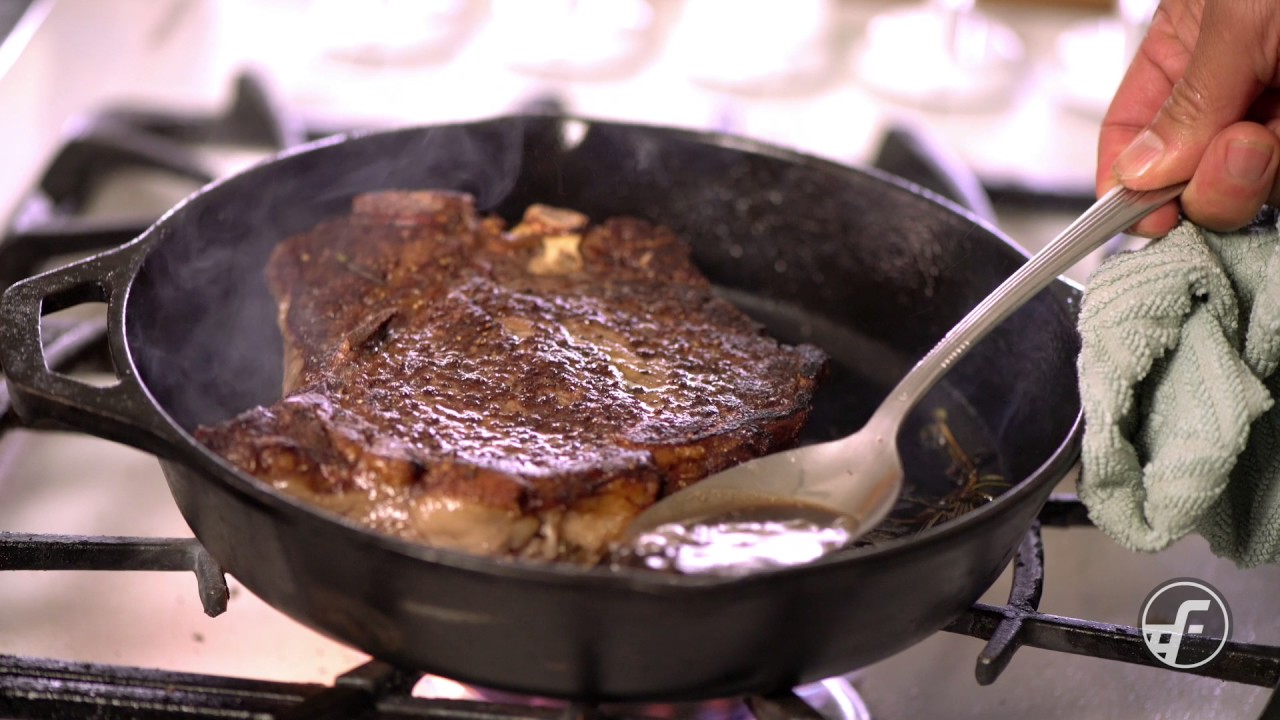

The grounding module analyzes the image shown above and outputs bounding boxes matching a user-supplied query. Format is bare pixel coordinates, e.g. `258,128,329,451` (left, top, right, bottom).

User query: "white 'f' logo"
1140,580,1230,669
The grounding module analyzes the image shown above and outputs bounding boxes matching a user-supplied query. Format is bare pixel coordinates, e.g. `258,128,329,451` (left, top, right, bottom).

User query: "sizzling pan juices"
0,117,1082,701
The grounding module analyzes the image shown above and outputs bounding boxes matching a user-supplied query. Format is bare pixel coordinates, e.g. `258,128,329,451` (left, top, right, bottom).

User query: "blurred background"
15,3,1280,720
0,0,1157,280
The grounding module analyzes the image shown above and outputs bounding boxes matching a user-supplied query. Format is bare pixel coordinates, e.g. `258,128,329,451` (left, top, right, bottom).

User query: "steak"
196,190,826,563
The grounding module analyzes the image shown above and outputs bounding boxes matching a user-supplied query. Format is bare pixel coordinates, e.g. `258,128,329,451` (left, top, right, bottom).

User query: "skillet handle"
0,240,185,461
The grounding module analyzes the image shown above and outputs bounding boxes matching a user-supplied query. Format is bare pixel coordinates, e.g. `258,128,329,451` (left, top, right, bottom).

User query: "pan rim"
175,408,1081,592
121,114,1084,593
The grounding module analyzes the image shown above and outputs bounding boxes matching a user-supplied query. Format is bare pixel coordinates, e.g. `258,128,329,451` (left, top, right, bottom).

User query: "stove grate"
946,511,1280,688
2,72,1279,719
0,656,826,720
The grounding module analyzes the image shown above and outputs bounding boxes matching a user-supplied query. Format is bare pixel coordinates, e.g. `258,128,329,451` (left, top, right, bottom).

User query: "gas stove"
4,2,1280,719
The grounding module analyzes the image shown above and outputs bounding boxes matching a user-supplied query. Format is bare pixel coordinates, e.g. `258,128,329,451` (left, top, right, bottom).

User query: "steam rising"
314,124,525,213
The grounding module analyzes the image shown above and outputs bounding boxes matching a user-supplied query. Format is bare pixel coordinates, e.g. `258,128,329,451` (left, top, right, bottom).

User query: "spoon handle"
869,182,1187,429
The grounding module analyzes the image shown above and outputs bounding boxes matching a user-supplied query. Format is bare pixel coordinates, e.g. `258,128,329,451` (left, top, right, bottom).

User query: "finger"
1125,201,1183,238
1181,121,1280,231
1112,1,1273,189
1120,121,1280,238
1096,6,1189,197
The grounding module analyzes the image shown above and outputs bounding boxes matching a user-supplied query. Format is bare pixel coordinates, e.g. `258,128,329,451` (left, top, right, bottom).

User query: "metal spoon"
622,183,1186,560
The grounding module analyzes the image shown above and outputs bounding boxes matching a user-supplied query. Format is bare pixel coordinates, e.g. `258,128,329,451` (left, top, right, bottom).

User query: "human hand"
1097,0,1280,236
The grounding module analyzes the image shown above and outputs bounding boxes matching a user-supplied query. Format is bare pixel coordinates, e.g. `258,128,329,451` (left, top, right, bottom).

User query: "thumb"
1113,2,1270,189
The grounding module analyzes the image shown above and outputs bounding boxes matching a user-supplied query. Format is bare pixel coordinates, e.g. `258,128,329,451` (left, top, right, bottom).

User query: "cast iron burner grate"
2,72,1280,719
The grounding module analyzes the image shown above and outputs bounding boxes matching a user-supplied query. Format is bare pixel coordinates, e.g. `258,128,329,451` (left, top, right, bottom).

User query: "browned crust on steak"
196,191,826,563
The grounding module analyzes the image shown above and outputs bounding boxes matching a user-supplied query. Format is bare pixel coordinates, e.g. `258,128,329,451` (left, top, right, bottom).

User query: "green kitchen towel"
1077,209,1280,567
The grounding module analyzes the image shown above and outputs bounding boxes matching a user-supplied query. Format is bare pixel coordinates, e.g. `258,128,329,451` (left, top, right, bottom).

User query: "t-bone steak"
196,190,827,563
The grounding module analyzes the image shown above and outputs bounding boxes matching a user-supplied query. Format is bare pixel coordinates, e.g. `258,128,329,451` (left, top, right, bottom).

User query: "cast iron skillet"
0,117,1082,702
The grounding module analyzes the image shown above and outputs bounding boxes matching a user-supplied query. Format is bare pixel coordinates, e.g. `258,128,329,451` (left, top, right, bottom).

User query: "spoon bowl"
623,183,1186,559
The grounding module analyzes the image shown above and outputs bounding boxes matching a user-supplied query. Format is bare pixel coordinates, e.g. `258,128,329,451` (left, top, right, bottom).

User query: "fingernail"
1114,129,1165,180
1226,140,1274,182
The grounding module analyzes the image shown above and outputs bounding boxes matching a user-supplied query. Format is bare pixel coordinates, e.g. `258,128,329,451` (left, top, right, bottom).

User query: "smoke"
312,122,526,213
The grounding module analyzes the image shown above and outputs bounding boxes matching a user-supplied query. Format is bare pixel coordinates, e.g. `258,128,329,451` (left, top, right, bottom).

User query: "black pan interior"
124,117,1081,543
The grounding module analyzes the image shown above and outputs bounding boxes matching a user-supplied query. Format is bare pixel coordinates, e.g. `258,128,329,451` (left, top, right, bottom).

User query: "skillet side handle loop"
0,243,186,461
